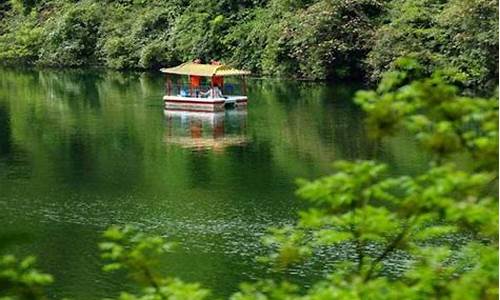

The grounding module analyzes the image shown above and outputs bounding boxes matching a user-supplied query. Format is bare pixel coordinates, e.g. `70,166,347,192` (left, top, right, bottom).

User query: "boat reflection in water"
164,109,248,152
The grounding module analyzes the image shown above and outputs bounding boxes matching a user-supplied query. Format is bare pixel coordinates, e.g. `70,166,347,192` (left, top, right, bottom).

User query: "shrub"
366,0,499,92
0,11,43,64
38,2,102,67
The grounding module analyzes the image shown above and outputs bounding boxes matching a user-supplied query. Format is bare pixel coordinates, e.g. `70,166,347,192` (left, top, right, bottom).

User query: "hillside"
0,0,498,89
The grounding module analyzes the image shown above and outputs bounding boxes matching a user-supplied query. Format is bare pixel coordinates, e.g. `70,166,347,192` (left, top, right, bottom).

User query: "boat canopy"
160,62,250,77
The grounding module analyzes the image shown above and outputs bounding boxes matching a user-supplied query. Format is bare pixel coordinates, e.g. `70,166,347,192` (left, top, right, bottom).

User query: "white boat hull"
164,95,248,112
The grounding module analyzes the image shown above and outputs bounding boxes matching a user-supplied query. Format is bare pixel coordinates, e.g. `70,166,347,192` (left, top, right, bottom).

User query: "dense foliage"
366,0,499,92
0,0,498,87
234,64,498,299
99,226,211,300
0,255,53,299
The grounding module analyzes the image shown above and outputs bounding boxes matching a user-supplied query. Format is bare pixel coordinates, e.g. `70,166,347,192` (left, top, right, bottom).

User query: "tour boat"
161,61,250,112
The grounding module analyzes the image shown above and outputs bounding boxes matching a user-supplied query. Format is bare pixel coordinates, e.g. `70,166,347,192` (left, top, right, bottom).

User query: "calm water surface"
0,68,428,299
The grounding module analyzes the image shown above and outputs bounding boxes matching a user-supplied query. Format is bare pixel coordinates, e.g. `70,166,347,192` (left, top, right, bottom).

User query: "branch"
363,224,410,282
141,264,160,292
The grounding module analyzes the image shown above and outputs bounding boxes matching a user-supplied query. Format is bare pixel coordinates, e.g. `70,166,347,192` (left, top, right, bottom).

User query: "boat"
161,61,251,112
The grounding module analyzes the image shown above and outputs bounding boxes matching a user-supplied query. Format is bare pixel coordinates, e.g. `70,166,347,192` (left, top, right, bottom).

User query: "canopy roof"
160,62,250,77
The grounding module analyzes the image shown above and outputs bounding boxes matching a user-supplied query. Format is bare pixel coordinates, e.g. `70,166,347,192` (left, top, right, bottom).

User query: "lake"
0,67,428,299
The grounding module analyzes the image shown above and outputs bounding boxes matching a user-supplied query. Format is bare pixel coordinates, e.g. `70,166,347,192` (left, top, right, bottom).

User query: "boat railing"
165,82,246,97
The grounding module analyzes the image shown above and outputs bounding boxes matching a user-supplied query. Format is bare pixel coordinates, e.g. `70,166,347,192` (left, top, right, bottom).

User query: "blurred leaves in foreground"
243,64,498,299
99,225,210,300
0,255,53,300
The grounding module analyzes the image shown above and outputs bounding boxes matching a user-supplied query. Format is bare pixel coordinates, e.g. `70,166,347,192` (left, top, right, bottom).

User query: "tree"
0,255,53,300
99,225,211,300
366,0,499,92
233,62,498,299
38,2,103,67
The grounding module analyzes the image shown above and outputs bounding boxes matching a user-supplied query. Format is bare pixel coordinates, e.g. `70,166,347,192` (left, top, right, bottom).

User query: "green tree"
232,65,498,299
0,0,497,86
0,10,43,64
38,1,103,67
0,255,53,300
99,225,211,300
356,58,498,169
367,0,499,92
224,0,388,79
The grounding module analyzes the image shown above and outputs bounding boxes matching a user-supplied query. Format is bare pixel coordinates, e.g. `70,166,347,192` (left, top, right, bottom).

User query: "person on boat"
190,58,202,97
201,84,224,98
190,75,201,97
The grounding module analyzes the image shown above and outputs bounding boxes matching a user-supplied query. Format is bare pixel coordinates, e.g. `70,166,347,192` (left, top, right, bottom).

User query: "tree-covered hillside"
0,0,498,90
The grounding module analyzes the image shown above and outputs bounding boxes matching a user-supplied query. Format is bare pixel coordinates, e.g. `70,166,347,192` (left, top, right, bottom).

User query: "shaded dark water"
0,68,428,299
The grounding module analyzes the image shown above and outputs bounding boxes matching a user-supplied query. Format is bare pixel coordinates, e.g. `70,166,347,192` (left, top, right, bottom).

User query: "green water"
0,68,428,299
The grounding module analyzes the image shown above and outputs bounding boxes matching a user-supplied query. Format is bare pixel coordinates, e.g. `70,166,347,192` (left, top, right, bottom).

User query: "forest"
0,0,498,92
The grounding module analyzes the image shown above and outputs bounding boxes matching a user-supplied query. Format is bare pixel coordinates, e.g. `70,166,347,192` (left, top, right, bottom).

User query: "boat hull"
164,95,247,112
